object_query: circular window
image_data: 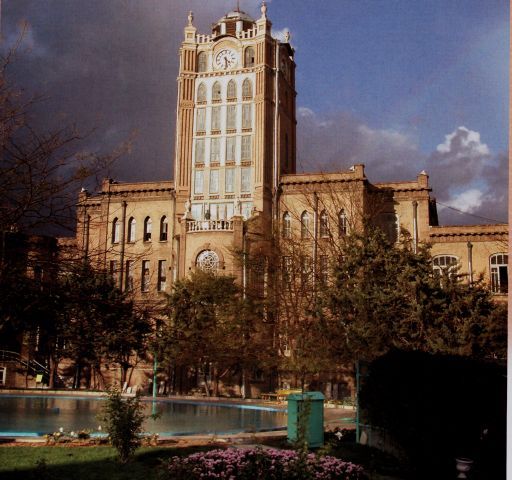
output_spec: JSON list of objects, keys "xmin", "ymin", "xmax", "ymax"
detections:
[{"xmin": 196, "ymin": 250, "xmax": 220, "ymax": 273}]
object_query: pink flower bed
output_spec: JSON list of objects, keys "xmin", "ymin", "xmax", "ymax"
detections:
[{"xmin": 167, "ymin": 447, "xmax": 367, "ymax": 479}]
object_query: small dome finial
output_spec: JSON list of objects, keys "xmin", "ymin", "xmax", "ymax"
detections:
[
  {"xmin": 261, "ymin": 1, "xmax": 267, "ymax": 18},
  {"xmin": 187, "ymin": 11, "xmax": 194, "ymax": 26}
]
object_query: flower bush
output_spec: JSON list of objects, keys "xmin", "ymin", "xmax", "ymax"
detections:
[{"xmin": 167, "ymin": 447, "xmax": 367, "ymax": 479}]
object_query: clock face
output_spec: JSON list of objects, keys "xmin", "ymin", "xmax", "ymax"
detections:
[{"xmin": 215, "ymin": 49, "xmax": 238, "ymax": 70}]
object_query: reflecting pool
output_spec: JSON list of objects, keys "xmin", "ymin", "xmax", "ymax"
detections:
[{"xmin": 0, "ymin": 395, "xmax": 286, "ymax": 437}]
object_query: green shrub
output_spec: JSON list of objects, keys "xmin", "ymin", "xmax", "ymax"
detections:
[{"xmin": 99, "ymin": 387, "xmax": 147, "ymax": 463}]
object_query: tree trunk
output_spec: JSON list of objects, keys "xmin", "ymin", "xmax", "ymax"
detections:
[{"xmin": 48, "ymin": 355, "xmax": 57, "ymax": 389}]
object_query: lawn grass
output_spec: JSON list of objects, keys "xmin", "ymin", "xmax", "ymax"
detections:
[
  {"xmin": 0, "ymin": 441, "xmax": 408, "ymax": 480},
  {"xmin": 0, "ymin": 445, "xmax": 194, "ymax": 480}
]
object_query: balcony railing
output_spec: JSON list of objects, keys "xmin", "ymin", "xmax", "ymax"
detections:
[{"xmin": 186, "ymin": 219, "xmax": 234, "ymax": 232}]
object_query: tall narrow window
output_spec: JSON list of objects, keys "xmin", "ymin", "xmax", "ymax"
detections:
[
  {"xmin": 141, "ymin": 260, "xmax": 150, "ymax": 292},
  {"xmin": 227, "ymin": 80, "xmax": 237, "ymax": 100},
  {"xmin": 143, "ymin": 217, "xmax": 152, "ymax": 242},
  {"xmin": 194, "ymin": 170, "xmax": 204, "ymax": 194},
  {"xmin": 282, "ymin": 212, "xmax": 291, "ymax": 238},
  {"xmin": 197, "ymin": 52, "xmax": 207, "ymax": 72},
  {"xmin": 109, "ymin": 260, "xmax": 119, "ymax": 281},
  {"xmin": 241, "ymin": 167, "xmax": 251, "ymax": 192},
  {"xmin": 301, "ymin": 256, "xmax": 312, "ymax": 286},
  {"xmin": 197, "ymin": 83, "xmax": 207, "ymax": 103},
  {"xmin": 125, "ymin": 260, "xmax": 134, "ymax": 291},
  {"xmin": 225, "ymin": 168, "xmax": 235, "ymax": 193},
  {"xmin": 112, "ymin": 218, "xmax": 120, "ymax": 244},
  {"xmin": 210, "ymin": 138, "xmax": 220, "ymax": 163},
  {"xmin": 160, "ymin": 216, "xmax": 168, "ymax": 241},
  {"xmin": 209, "ymin": 170, "xmax": 219, "ymax": 194},
  {"xmin": 244, "ymin": 47, "xmax": 255, "ymax": 67},
  {"xmin": 301, "ymin": 211, "xmax": 311, "ymax": 239},
  {"xmin": 212, "ymin": 81, "xmax": 221, "ymax": 101},
  {"xmin": 196, "ymin": 108, "xmax": 206, "ymax": 131},
  {"xmin": 241, "ymin": 136, "xmax": 251, "ymax": 160},
  {"xmin": 339, "ymin": 209, "xmax": 348, "ymax": 237},
  {"xmin": 226, "ymin": 105, "xmax": 237, "ymax": 130},
  {"xmin": 490, "ymin": 253, "xmax": 508, "ymax": 294},
  {"xmin": 319, "ymin": 255, "xmax": 329, "ymax": 284},
  {"xmin": 211, "ymin": 106, "xmax": 221, "ymax": 131},
  {"xmin": 242, "ymin": 78, "xmax": 253, "ymax": 98},
  {"xmin": 158, "ymin": 260, "xmax": 167, "ymax": 292},
  {"xmin": 195, "ymin": 138, "xmax": 205, "ymax": 164},
  {"xmin": 320, "ymin": 210, "xmax": 329, "ymax": 237},
  {"xmin": 191, "ymin": 203, "xmax": 202, "ymax": 220},
  {"xmin": 226, "ymin": 136, "xmax": 236, "ymax": 162},
  {"xmin": 242, "ymin": 104, "xmax": 252, "ymax": 129},
  {"xmin": 127, "ymin": 217, "xmax": 136, "ymax": 242}
]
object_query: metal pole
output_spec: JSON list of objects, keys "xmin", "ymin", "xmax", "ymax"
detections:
[
  {"xmin": 355, "ymin": 360, "xmax": 360, "ymax": 443},
  {"xmin": 152, "ymin": 354, "xmax": 158, "ymax": 399}
]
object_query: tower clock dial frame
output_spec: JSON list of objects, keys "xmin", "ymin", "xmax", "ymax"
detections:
[{"xmin": 214, "ymin": 48, "xmax": 238, "ymax": 70}]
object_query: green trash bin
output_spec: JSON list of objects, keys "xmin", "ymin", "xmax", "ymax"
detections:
[{"xmin": 287, "ymin": 391, "xmax": 324, "ymax": 448}]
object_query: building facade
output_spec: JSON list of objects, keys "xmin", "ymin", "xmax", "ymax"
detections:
[{"xmin": 77, "ymin": 5, "xmax": 507, "ymax": 302}]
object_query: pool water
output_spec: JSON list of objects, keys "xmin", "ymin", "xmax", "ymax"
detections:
[{"xmin": 0, "ymin": 395, "xmax": 286, "ymax": 437}]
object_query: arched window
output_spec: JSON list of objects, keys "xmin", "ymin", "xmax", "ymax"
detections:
[
  {"xmin": 242, "ymin": 78, "xmax": 253, "ymax": 99},
  {"xmin": 301, "ymin": 211, "xmax": 310, "ymax": 239},
  {"xmin": 432, "ymin": 255, "xmax": 458, "ymax": 282},
  {"xmin": 338, "ymin": 209, "xmax": 348, "ymax": 237},
  {"xmin": 197, "ymin": 250, "xmax": 219, "ymax": 273},
  {"xmin": 212, "ymin": 81, "xmax": 221, "ymax": 101},
  {"xmin": 490, "ymin": 253, "xmax": 508, "ymax": 294},
  {"xmin": 143, "ymin": 217, "xmax": 152, "ymax": 242},
  {"xmin": 160, "ymin": 216, "xmax": 168, "ymax": 241},
  {"xmin": 320, "ymin": 210, "xmax": 329, "ymax": 238},
  {"xmin": 282, "ymin": 212, "xmax": 291, "ymax": 238},
  {"xmin": 197, "ymin": 83, "xmax": 206, "ymax": 103},
  {"xmin": 197, "ymin": 52, "xmax": 207, "ymax": 73},
  {"xmin": 227, "ymin": 80, "xmax": 237, "ymax": 100},
  {"xmin": 127, "ymin": 217, "xmax": 136, "ymax": 242},
  {"xmin": 244, "ymin": 47, "xmax": 255, "ymax": 67},
  {"xmin": 112, "ymin": 218, "xmax": 120, "ymax": 244}
]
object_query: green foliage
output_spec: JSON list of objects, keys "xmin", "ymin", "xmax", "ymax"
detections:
[
  {"xmin": 156, "ymin": 270, "xmax": 274, "ymax": 395},
  {"xmin": 360, "ymin": 350, "xmax": 506, "ymax": 479},
  {"xmin": 326, "ymin": 225, "xmax": 506, "ymax": 362},
  {"xmin": 99, "ymin": 387, "xmax": 147, "ymax": 463}
]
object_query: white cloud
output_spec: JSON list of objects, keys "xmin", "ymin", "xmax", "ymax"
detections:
[
  {"xmin": 444, "ymin": 188, "xmax": 484, "ymax": 213},
  {"xmin": 436, "ymin": 126, "xmax": 490, "ymax": 156}
]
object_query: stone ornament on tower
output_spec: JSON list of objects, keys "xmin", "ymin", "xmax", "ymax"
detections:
[
  {"xmin": 188, "ymin": 11, "xmax": 194, "ymax": 26},
  {"xmin": 284, "ymin": 30, "xmax": 290, "ymax": 43},
  {"xmin": 261, "ymin": 1, "xmax": 267, "ymax": 19}
]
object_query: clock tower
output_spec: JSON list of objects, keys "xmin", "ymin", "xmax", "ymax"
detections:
[{"xmin": 173, "ymin": 3, "xmax": 296, "ymax": 279}]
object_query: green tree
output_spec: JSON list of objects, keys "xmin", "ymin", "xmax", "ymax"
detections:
[
  {"xmin": 325, "ymin": 225, "xmax": 506, "ymax": 363},
  {"xmin": 157, "ymin": 270, "xmax": 272, "ymax": 397}
]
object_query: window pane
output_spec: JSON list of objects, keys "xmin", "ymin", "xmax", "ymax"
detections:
[
  {"xmin": 242, "ymin": 79, "xmax": 253, "ymax": 98},
  {"xmin": 197, "ymin": 52, "xmax": 207, "ymax": 72},
  {"xmin": 141, "ymin": 260, "xmax": 150, "ymax": 292},
  {"xmin": 241, "ymin": 167, "xmax": 251, "ymax": 192},
  {"xmin": 212, "ymin": 82, "xmax": 221, "ymax": 101},
  {"xmin": 242, "ymin": 104, "xmax": 252, "ymax": 128},
  {"xmin": 227, "ymin": 80, "xmax": 237, "ymax": 99},
  {"xmin": 158, "ymin": 260, "xmax": 167, "ymax": 292},
  {"xmin": 191, "ymin": 204, "xmax": 202, "ymax": 220},
  {"xmin": 227, "ymin": 105, "xmax": 237, "ymax": 130},
  {"xmin": 225, "ymin": 168, "xmax": 235, "ymax": 193},
  {"xmin": 211, "ymin": 106, "xmax": 221, "ymax": 131},
  {"xmin": 226, "ymin": 136, "xmax": 236, "ymax": 161},
  {"xmin": 194, "ymin": 170, "xmax": 204, "ymax": 194},
  {"xmin": 197, "ymin": 83, "xmax": 206, "ymax": 102},
  {"xmin": 196, "ymin": 108, "xmax": 206, "ymax": 131},
  {"xmin": 241, "ymin": 136, "xmax": 251, "ymax": 160},
  {"xmin": 226, "ymin": 203, "xmax": 234, "ymax": 218},
  {"xmin": 209, "ymin": 170, "xmax": 219, "ymax": 194},
  {"xmin": 195, "ymin": 138, "xmax": 205, "ymax": 164},
  {"xmin": 210, "ymin": 138, "xmax": 220, "ymax": 162}
]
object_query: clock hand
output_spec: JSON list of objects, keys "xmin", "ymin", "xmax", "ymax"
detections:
[{"xmin": 224, "ymin": 57, "xmax": 229, "ymax": 68}]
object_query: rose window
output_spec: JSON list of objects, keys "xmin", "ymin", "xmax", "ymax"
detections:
[{"xmin": 196, "ymin": 250, "xmax": 220, "ymax": 272}]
